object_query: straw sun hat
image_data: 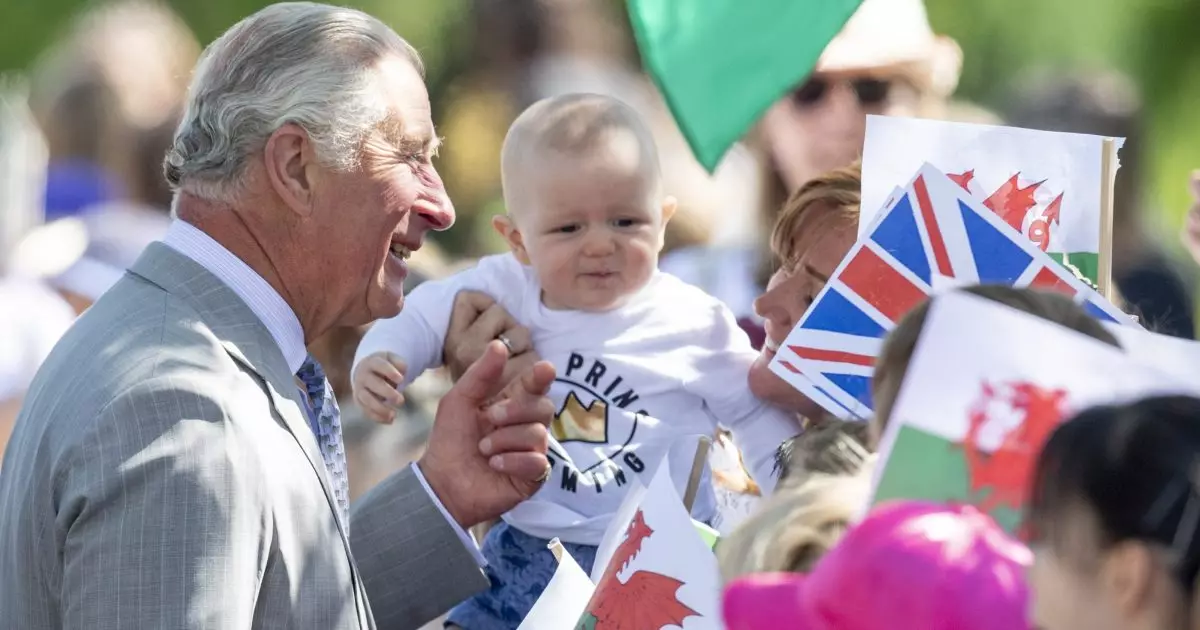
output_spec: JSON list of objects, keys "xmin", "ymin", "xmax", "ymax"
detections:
[{"xmin": 816, "ymin": 0, "xmax": 963, "ymax": 97}]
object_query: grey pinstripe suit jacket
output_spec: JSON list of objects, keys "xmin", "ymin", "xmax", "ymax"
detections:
[{"xmin": 0, "ymin": 244, "xmax": 488, "ymax": 629}]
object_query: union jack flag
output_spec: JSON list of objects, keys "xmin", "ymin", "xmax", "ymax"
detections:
[{"xmin": 770, "ymin": 163, "xmax": 1136, "ymax": 420}]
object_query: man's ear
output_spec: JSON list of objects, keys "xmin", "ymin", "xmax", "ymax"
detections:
[
  {"xmin": 264, "ymin": 123, "xmax": 319, "ymax": 218},
  {"xmin": 492, "ymin": 214, "xmax": 532, "ymax": 265},
  {"xmin": 657, "ymin": 195, "xmax": 678, "ymax": 252}
]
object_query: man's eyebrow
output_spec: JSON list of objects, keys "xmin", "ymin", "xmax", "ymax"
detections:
[
  {"xmin": 804, "ymin": 263, "xmax": 830, "ymax": 283},
  {"xmin": 392, "ymin": 128, "xmax": 441, "ymax": 156}
]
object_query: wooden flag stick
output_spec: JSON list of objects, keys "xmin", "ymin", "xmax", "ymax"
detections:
[
  {"xmin": 1098, "ymin": 137, "xmax": 1117, "ymax": 301},
  {"xmin": 682, "ymin": 436, "xmax": 713, "ymax": 513},
  {"xmin": 548, "ymin": 538, "xmax": 566, "ymax": 563}
]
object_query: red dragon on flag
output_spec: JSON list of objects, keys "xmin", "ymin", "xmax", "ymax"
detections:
[
  {"xmin": 576, "ymin": 510, "xmax": 699, "ymax": 630},
  {"xmin": 959, "ymin": 380, "xmax": 1071, "ymax": 514},
  {"xmin": 950, "ymin": 169, "xmax": 1063, "ymax": 252}
]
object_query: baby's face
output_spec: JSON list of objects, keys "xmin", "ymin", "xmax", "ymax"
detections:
[{"xmin": 511, "ymin": 153, "xmax": 667, "ymax": 311}]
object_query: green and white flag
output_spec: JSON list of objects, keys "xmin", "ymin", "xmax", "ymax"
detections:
[
  {"xmin": 869, "ymin": 291, "xmax": 1197, "ymax": 533},
  {"xmin": 860, "ymin": 115, "xmax": 1122, "ymax": 284},
  {"xmin": 628, "ymin": 0, "xmax": 862, "ymax": 170}
]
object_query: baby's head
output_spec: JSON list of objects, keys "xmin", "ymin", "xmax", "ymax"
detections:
[{"xmin": 496, "ymin": 94, "xmax": 675, "ymax": 312}]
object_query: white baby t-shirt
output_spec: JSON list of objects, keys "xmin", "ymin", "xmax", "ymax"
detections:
[{"xmin": 354, "ymin": 253, "xmax": 800, "ymax": 545}]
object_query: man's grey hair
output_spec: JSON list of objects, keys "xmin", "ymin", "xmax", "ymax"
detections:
[{"xmin": 164, "ymin": 2, "xmax": 422, "ymax": 203}]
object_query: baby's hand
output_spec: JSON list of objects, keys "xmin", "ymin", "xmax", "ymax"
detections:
[{"xmin": 352, "ymin": 352, "xmax": 407, "ymax": 424}]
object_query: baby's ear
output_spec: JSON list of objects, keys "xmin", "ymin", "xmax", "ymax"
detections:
[
  {"xmin": 661, "ymin": 196, "xmax": 678, "ymax": 224},
  {"xmin": 656, "ymin": 196, "xmax": 679, "ymax": 253},
  {"xmin": 492, "ymin": 214, "xmax": 532, "ymax": 265}
]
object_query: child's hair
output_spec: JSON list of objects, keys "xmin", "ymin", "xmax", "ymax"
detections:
[
  {"xmin": 499, "ymin": 93, "xmax": 660, "ymax": 215},
  {"xmin": 774, "ymin": 417, "xmax": 871, "ymax": 484},
  {"xmin": 1029, "ymin": 396, "xmax": 1200, "ymax": 603},
  {"xmin": 717, "ymin": 461, "xmax": 874, "ymax": 582},
  {"xmin": 870, "ymin": 285, "xmax": 1121, "ymax": 445}
]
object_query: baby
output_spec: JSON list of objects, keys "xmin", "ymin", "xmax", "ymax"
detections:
[{"xmin": 352, "ymin": 93, "xmax": 800, "ymax": 628}]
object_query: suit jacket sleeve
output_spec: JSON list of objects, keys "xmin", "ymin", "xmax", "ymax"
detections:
[
  {"xmin": 56, "ymin": 382, "xmax": 265, "ymax": 629},
  {"xmin": 349, "ymin": 468, "xmax": 489, "ymax": 630}
]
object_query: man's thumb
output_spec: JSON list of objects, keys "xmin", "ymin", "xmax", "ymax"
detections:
[{"xmin": 454, "ymin": 340, "xmax": 507, "ymax": 404}]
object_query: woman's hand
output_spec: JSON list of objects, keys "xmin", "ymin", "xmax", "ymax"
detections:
[{"xmin": 444, "ymin": 291, "xmax": 540, "ymax": 390}]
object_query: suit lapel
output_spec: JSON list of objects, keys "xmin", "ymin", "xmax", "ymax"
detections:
[
  {"xmin": 128, "ymin": 243, "xmax": 370, "ymax": 626},
  {"xmin": 130, "ymin": 244, "xmax": 341, "ymax": 512}
]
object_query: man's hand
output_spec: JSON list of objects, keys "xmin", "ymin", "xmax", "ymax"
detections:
[
  {"xmin": 351, "ymin": 351, "xmax": 407, "ymax": 424},
  {"xmin": 444, "ymin": 291, "xmax": 538, "ymax": 388},
  {"xmin": 1181, "ymin": 171, "xmax": 1200, "ymax": 266},
  {"xmin": 419, "ymin": 340, "xmax": 556, "ymax": 528}
]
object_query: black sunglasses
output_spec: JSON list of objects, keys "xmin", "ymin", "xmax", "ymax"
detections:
[{"xmin": 792, "ymin": 77, "xmax": 893, "ymax": 108}]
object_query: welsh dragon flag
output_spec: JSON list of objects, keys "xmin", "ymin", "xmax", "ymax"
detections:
[
  {"xmin": 574, "ymin": 457, "xmax": 722, "ymax": 630},
  {"xmin": 518, "ymin": 522, "xmax": 721, "ymax": 630},
  {"xmin": 861, "ymin": 116, "xmax": 1123, "ymax": 285},
  {"xmin": 869, "ymin": 291, "xmax": 1199, "ymax": 533}
]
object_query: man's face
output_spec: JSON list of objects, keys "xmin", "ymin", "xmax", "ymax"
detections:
[{"xmin": 314, "ymin": 55, "xmax": 454, "ymax": 325}]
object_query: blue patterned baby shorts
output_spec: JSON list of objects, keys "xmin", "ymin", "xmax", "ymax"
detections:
[{"xmin": 445, "ymin": 521, "xmax": 597, "ymax": 629}]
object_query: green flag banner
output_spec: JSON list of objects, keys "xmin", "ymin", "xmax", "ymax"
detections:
[{"xmin": 627, "ymin": 0, "xmax": 863, "ymax": 171}]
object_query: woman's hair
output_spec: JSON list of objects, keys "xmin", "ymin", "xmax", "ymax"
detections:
[
  {"xmin": 717, "ymin": 460, "xmax": 875, "ymax": 583},
  {"xmin": 757, "ymin": 161, "xmax": 861, "ymax": 287},
  {"xmin": 1029, "ymin": 396, "xmax": 1200, "ymax": 595},
  {"xmin": 870, "ymin": 285, "xmax": 1121, "ymax": 443}
]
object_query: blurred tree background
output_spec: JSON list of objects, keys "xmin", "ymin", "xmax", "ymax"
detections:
[
  {"xmin": 1, "ymin": 0, "xmax": 1196, "ymax": 240},
  {"xmin": 924, "ymin": 0, "xmax": 1200, "ymax": 235}
]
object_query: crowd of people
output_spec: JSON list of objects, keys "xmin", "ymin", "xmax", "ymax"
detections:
[{"xmin": 2, "ymin": 0, "xmax": 1200, "ymax": 629}]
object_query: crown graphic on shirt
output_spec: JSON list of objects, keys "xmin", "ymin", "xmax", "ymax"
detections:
[{"xmin": 551, "ymin": 391, "xmax": 608, "ymax": 444}]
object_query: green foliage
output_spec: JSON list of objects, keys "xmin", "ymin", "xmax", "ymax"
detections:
[
  {"xmin": 0, "ymin": 0, "xmax": 85, "ymax": 72},
  {"xmin": 925, "ymin": 0, "xmax": 1200, "ymax": 233},
  {"xmin": 0, "ymin": 0, "xmax": 471, "ymax": 102}
]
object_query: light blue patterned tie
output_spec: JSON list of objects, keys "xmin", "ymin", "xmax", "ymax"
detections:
[{"xmin": 297, "ymin": 354, "xmax": 350, "ymax": 530}]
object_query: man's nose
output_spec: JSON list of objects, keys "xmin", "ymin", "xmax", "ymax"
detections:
[{"xmin": 415, "ymin": 164, "xmax": 455, "ymax": 231}]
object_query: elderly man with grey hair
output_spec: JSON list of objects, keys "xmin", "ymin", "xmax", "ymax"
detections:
[{"xmin": 0, "ymin": 3, "xmax": 558, "ymax": 629}]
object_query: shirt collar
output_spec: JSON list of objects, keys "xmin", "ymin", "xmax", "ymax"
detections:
[{"xmin": 161, "ymin": 219, "xmax": 308, "ymax": 374}]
